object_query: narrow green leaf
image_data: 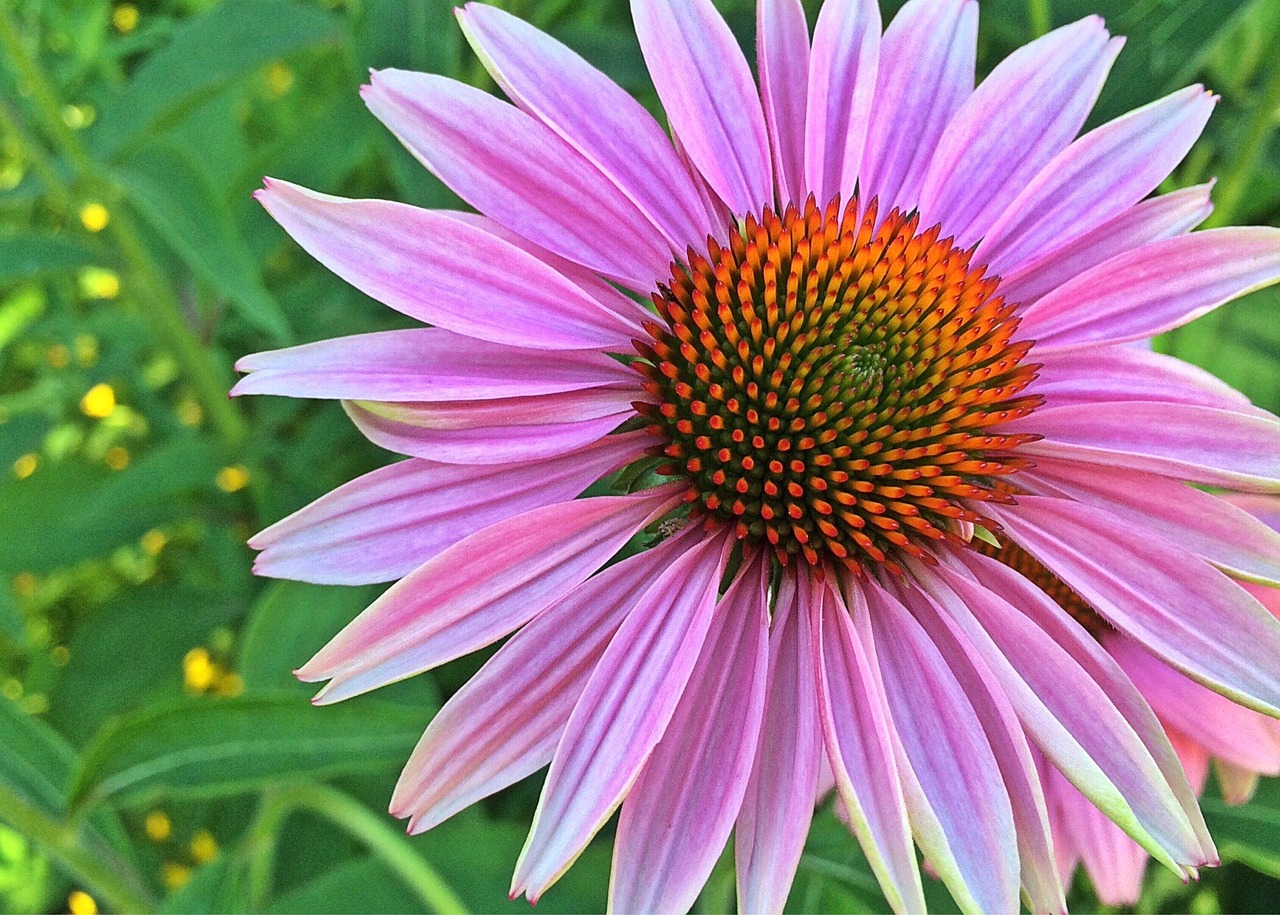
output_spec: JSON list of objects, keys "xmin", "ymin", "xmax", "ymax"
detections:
[
  {"xmin": 0, "ymin": 233, "xmax": 103, "ymax": 283},
  {"xmin": 1201, "ymin": 786, "xmax": 1280, "ymax": 880}
]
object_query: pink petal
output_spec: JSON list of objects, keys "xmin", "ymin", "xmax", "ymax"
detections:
[
  {"xmin": 456, "ymin": 4, "xmax": 712, "ymax": 252},
  {"xmin": 233, "ymin": 328, "xmax": 636, "ymax": 402},
  {"xmin": 297, "ymin": 485, "xmax": 683, "ymax": 703},
  {"xmin": 1045, "ymin": 765, "xmax": 1149, "ymax": 907},
  {"xmin": 804, "ymin": 0, "xmax": 880, "ymax": 206},
  {"xmin": 511, "ymin": 529, "xmax": 730, "ymax": 902},
  {"xmin": 362, "ymin": 69, "xmax": 671, "ymax": 290},
  {"xmin": 863, "ymin": 578, "xmax": 1019, "ymax": 915},
  {"xmin": 631, "ymin": 0, "xmax": 772, "ymax": 216},
  {"xmin": 343, "ymin": 393, "xmax": 633, "ymax": 465},
  {"xmin": 859, "ymin": 0, "xmax": 977, "ymax": 216},
  {"xmin": 1020, "ymin": 226, "xmax": 1280, "ymax": 350},
  {"xmin": 390, "ymin": 526, "xmax": 695, "ymax": 832},
  {"xmin": 757, "ymin": 0, "xmax": 810, "ymax": 205},
  {"xmin": 735, "ymin": 572, "xmax": 823, "ymax": 915},
  {"xmin": 1015, "ymin": 401, "xmax": 1280, "ymax": 492},
  {"xmin": 999, "ymin": 183, "xmax": 1214, "ymax": 307},
  {"xmin": 978, "ymin": 85, "xmax": 1215, "ymax": 274},
  {"xmin": 993, "ymin": 495, "xmax": 1280, "ymax": 718},
  {"xmin": 1168, "ymin": 728, "xmax": 1212, "ymax": 797},
  {"xmin": 255, "ymin": 180, "xmax": 642, "ymax": 349},
  {"xmin": 918, "ymin": 17, "xmax": 1120, "ymax": 245},
  {"xmin": 813, "ymin": 577, "xmax": 925, "ymax": 915},
  {"xmin": 1214, "ymin": 758, "xmax": 1260, "ymax": 805},
  {"xmin": 249, "ymin": 432, "xmax": 647, "ymax": 585},
  {"xmin": 610, "ymin": 550, "xmax": 771, "ymax": 914}
]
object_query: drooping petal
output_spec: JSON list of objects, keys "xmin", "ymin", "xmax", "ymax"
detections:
[
  {"xmin": 813, "ymin": 578, "xmax": 925, "ymax": 915},
  {"xmin": 978, "ymin": 85, "xmax": 1215, "ymax": 273},
  {"xmin": 1014, "ymin": 401, "xmax": 1280, "ymax": 492},
  {"xmin": 363, "ymin": 69, "xmax": 672, "ymax": 289},
  {"xmin": 390, "ymin": 526, "xmax": 694, "ymax": 832},
  {"xmin": 993, "ymin": 495, "xmax": 1280, "ymax": 718},
  {"xmin": 1020, "ymin": 227, "xmax": 1280, "ymax": 350},
  {"xmin": 999, "ymin": 183, "xmax": 1214, "ymax": 306},
  {"xmin": 344, "ymin": 390, "xmax": 634, "ymax": 465},
  {"xmin": 457, "ymin": 3, "xmax": 712, "ymax": 251},
  {"xmin": 249, "ymin": 432, "xmax": 647, "ymax": 585},
  {"xmin": 611, "ymin": 550, "xmax": 771, "ymax": 915},
  {"xmin": 511, "ymin": 529, "xmax": 729, "ymax": 902},
  {"xmin": 297, "ymin": 485, "xmax": 683, "ymax": 703},
  {"xmin": 1045, "ymin": 765, "xmax": 1149, "ymax": 907},
  {"xmin": 863, "ymin": 578, "xmax": 1019, "ymax": 915},
  {"xmin": 631, "ymin": 0, "xmax": 773, "ymax": 216},
  {"xmin": 757, "ymin": 0, "xmax": 810, "ymax": 205},
  {"xmin": 804, "ymin": 0, "xmax": 880, "ymax": 206},
  {"xmin": 736, "ymin": 573, "xmax": 823, "ymax": 915},
  {"xmin": 918, "ymin": 17, "xmax": 1120, "ymax": 245},
  {"xmin": 1214, "ymin": 758, "xmax": 1261, "ymax": 805},
  {"xmin": 859, "ymin": 0, "xmax": 976, "ymax": 215},
  {"xmin": 233, "ymin": 328, "xmax": 637, "ymax": 402},
  {"xmin": 255, "ymin": 180, "xmax": 643, "ymax": 349}
]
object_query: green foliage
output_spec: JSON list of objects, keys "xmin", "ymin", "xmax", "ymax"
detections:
[{"xmin": 0, "ymin": 0, "xmax": 1278, "ymax": 912}]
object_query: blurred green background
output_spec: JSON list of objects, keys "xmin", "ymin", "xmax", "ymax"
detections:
[{"xmin": 2, "ymin": 0, "xmax": 1279, "ymax": 912}]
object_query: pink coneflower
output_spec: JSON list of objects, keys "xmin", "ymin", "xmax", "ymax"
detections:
[{"xmin": 235, "ymin": 1, "xmax": 1280, "ymax": 912}]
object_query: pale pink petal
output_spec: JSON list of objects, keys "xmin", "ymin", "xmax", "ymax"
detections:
[
  {"xmin": 363, "ymin": 69, "xmax": 671, "ymax": 290},
  {"xmin": 918, "ymin": 17, "xmax": 1120, "ymax": 245},
  {"xmin": 978, "ymin": 85, "xmax": 1215, "ymax": 273},
  {"xmin": 611, "ymin": 551, "xmax": 771, "ymax": 914},
  {"xmin": 859, "ymin": 0, "xmax": 976, "ymax": 215},
  {"xmin": 233, "ymin": 328, "xmax": 636, "ymax": 402},
  {"xmin": 993, "ymin": 495, "xmax": 1280, "ymax": 718},
  {"xmin": 1214, "ymin": 759, "xmax": 1260, "ymax": 805},
  {"xmin": 736, "ymin": 573, "xmax": 823, "ymax": 915},
  {"xmin": 1015, "ymin": 401, "xmax": 1280, "ymax": 492},
  {"xmin": 255, "ymin": 180, "xmax": 642, "ymax": 349},
  {"xmin": 999, "ymin": 183, "xmax": 1214, "ymax": 307},
  {"xmin": 1020, "ymin": 226, "xmax": 1280, "ymax": 350},
  {"xmin": 511, "ymin": 530, "xmax": 730, "ymax": 902},
  {"xmin": 297, "ymin": 485, "xmax": 683, "ymax": 703},
  {"xmin": 631, "ymin": 0, "xmax": 772, "ymax": 216},
  {"xmin": 804, "ymin": 0, "xmax": 880, "ymax": 206},
  {"xmin": 813, "ymin": 578, "xmax": 925, "ymax": 915},
  {"xmin": 249, "ymin": 432, "xmax": 647, "ymax": 585},
  {"xmin": 343, "ymin": 393, "xmax": 632, "ymax": 464},
  {"xmin": 1024, "ymin": 456, "xmax": 1280, "ymax": 585},
  {"xmin": 457, "ymin": 4, "xmax": 711, "ymax": 252},
  {"xmin": 1168, "ymin": 728, "xmax": 1212, "ymax": 797},
  {"xmin": 1045, "ymin": 765, "xmax": 1149, "ymax": 907},
  {"xmin": 757, "ymin": 0, "xmax": 810, "ymax": 205},
  {"xmin": 1228, "ymin": 493, "xmax": 1280, "ymax": 534},
  {"xmin": 863, "ymin": 578, "xmax": 1019, "ymax": 915},
  {"xmin": 390, "ymin": 526, "xmax": 694, "ymax": 832}
]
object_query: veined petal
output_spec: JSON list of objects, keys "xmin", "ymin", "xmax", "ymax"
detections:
[
  {"xmin": 631, "ymin": 0, "xmax": 772, "ymax": 216},
  {"xmin": 390, "ymin": 526, "xmax": 694, "ymax": 832},
  {"xmin": 1021, "ymin": 227, "xmax": 1280, "ymax": 350},
  {"xmin": 511, "ymin": 529, "xmax": 730, "ymax": 902},
  {"xmin": 457, "ymin": 3, "xmax": 712, "ymax": 251},
  {"xmin": 993, "ymin": 495, "xmax": 1280, "ymax": 718},
  {"xmin": 297, "ymin": 485, "xmax": 683, "ymax": 703},
  {"xmin": 757, "ymin": 0, "xmax": 810, "ymax": 205},
  {"xmin": 1044, "ymin": 765, "xmax": 1149, "ymax": 907},
  {"xmin": 918, "ymin": 16, "xmax": 1120, "ymax": 245},
  {"xmin": 249, "ymin": 432, "xmax": 647, "ymax": 585},
  {"xmin": 255, "ymin": 180, "xmax": 642, "ymax": 349},
  {"xmin": 233, "ymin": 328, "xmax": 637, "ymax": 402},
  {"xmin": 999, "ymin": 183, "xmax": 1214, "ymax": 307},
  {"xmin": 363, "ymin": 69, "xmax": 671, "ymax": 290},
  {"xmin": 859, "ymin": 0, "xmax": 976, "ymax": 215},
  {"xmin": 979, "ymin": 85, "xmax": 1215, "ymax": 273},
  {"xmin": 804, "ymin": 0, "xmax": 880, "ymax": 206},
  {"xmin": 611, "ymin": 550, "xmax": 771, "ymax": 915},
  {"xmin": 813, "ymin": 578, "xmax": 925, "ymax": 915},
  {"xmin": 735, "ymin": 573, "xmax": 823, "ymax": 915}
]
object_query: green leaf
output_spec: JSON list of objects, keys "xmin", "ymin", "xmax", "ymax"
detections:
[
  {"xmin": 69, "ymin": 693, "xmax": 430, "ymax": 813},
  {"xmin": 1201, "ymin": 781, "xmax": 1280, "ymax": 880},
  {"xmin": 159, "ymin": 857, "xmax": 235, "ymax": 915},
  {"xmin": 117, "ymin": 145, "xmax": 291, "ymax": 341},
  {"xmin": 0, "ymin": 234, "xmax": 104, "ymax": 284}
]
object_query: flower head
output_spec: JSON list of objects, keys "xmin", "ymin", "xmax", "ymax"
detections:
[{"xmin": 237, "ymin": 1, "xmax": 1280, "ymax": 912}]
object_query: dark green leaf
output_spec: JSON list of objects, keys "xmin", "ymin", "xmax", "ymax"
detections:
[{"xmin": 0, "ymin": 234, "xmax": 104, "ymax": 284}]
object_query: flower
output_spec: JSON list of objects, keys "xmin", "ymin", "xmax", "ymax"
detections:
[{"xmin": 235, "ymin": 1, "xmax": 1280, "ymax": 912}]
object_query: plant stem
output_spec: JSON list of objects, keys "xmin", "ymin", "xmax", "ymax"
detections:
[
  {"xmin": 0, "ymin": 785, "xmax": 158, "ymax": 913},
  {"xmin": 1205, "ymin": 50, "xmax": 1280, "ymax": 229},
  {"xmin": 1027, "ymin": 0, "xmax": 1052, "ymax": 36}
]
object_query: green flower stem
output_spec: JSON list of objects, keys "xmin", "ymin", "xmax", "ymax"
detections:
[
  {"xmin": 1205, "ymin": 50, "xmax": 1280, "ymax": 230},
  {"xmin": 0, "ymin": 784, "xmax": 158, "ymax": 914},
  {"xmin": 1027, "ymin": 0, "xmax": 1052, "ymax": 37},
  {"xmin": 243, "ymin": 783, "xmax": 469, "ymax": 915}
]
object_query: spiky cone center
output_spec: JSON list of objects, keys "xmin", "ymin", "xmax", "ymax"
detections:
[
  {"xmin": 973, "ymin": 536, "xmax": 1112, "ymax": 638},
  {"xmin": 632, "ymin": 195, "xmax": 1043, "ymax": 574}
]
